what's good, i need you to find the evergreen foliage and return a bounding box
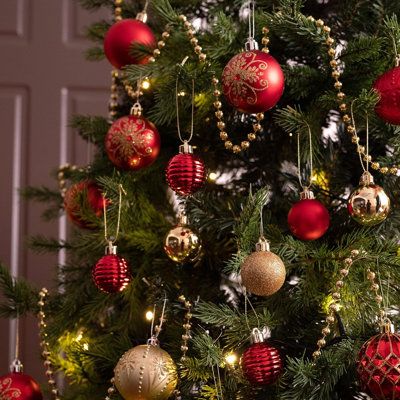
[1,0,400,398]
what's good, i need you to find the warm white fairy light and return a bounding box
[145,310,154,321]
[141,77,151,90]
[208,172,217,181]
[225,352,238,366]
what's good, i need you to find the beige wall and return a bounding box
[0,0,110,383]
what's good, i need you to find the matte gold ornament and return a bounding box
[347,171,390,226]
[114,340,178,400]
[240,238,286,296]
[164,213,201,263]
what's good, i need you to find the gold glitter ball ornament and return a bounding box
[164,214,201,264]
[240,239,286,296]
[114,343,178,400]
[347,172,390,226]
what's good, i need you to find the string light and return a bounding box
[178,90,186,97]
[141,77,151,90]
[224,352,238,366]
[83,343,89,351]
[145,310,154,321]
[208,172,217,181]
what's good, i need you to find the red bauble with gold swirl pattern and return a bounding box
[357,329,400,400]
[221,50,284,113]
[0,372,43,400]
[105,115,161,171]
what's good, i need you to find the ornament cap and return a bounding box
[300,188,315,200]
[106,243,117,255]
[250,328,265,344]
[245,38,259,51]
[380,317,395,334]
[179,141,193,154]
[147,335,159,346]
[359,171,374,186]
[178,211,189,226]
[255,237,270,252]
[136,12,148,23]
[10,358,23,373]
[130,102,143,116]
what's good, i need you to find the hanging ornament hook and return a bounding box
[136,0,150,22]
[297,122,314,196]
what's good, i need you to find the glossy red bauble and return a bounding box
[104,19,156,68]
[357,331,400,400]
[241,342,283,386]
[288,199,330,241]
[92,254,131,293]
[221,50,284,113]
[0,372,43,400]
[166,152,206,196]
[64,181,104,229]
[373,66,400,125]
[105,115,161,171]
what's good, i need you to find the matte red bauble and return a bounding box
[0,372,43,400]
[93,246,131,293]
[288,190,330,241]
[166,142,206,196]
[105,115,161,171]
[241,329,283,386]
[221,50,284,113]
[64,181,105,229]
[357,330,400,400]
[104,19,156,68]
[373,66,400,125]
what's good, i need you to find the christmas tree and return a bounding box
[2,0,400,399]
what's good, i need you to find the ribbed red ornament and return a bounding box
[288,196,330,241]
[166,145,206,196]
[105,114,161,171]
[92,254,131,293]
[64,181,105,229]
[0,372,43,400]
[357,331,400,400]
[104,19,156,68]
[241,342,283,386]
[221,50,284,113]
[373,66,400,125]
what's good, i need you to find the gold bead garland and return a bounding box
[104,377,116,400]
[211,28,271,154]
[312,249,360,360]
[366,268,387,324]
[312,16,399,176]
[37,288,61,400]
[178,295,193,361]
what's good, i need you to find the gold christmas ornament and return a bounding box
[240,238,286,296]
[164,213,201,263]
[114,340,178,400]
[347,171,390,226]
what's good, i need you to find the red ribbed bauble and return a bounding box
[241,329,283,386]
[287,190,330,241]
[104,19,156,69]
[64,181,105,229]
[221,50,284,113]
[105,114,161,171]
[166,142,206,196]
[0,372,43,400]
[92,246,131,293]
[357,329,400,400]
[373,66,400,125]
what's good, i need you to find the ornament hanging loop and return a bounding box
[296,123,314,192]
[245,0,258,50]
[103,184,125,245]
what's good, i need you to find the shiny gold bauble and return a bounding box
[114,344,178,400]
[240,250,286,296]
[164,223,201,263]
[348,172,390,226]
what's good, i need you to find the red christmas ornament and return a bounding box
[92,245,131,293]
[241,328,283,386]
[373,66,400,125]
[221,50,284,113]
[287,189,330,241]
[166,142,206,196]
[64,181,105,229]
[104,19,156,69]
[357,328,400,400]
[105,113,161,171]
[0,369,42,400]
